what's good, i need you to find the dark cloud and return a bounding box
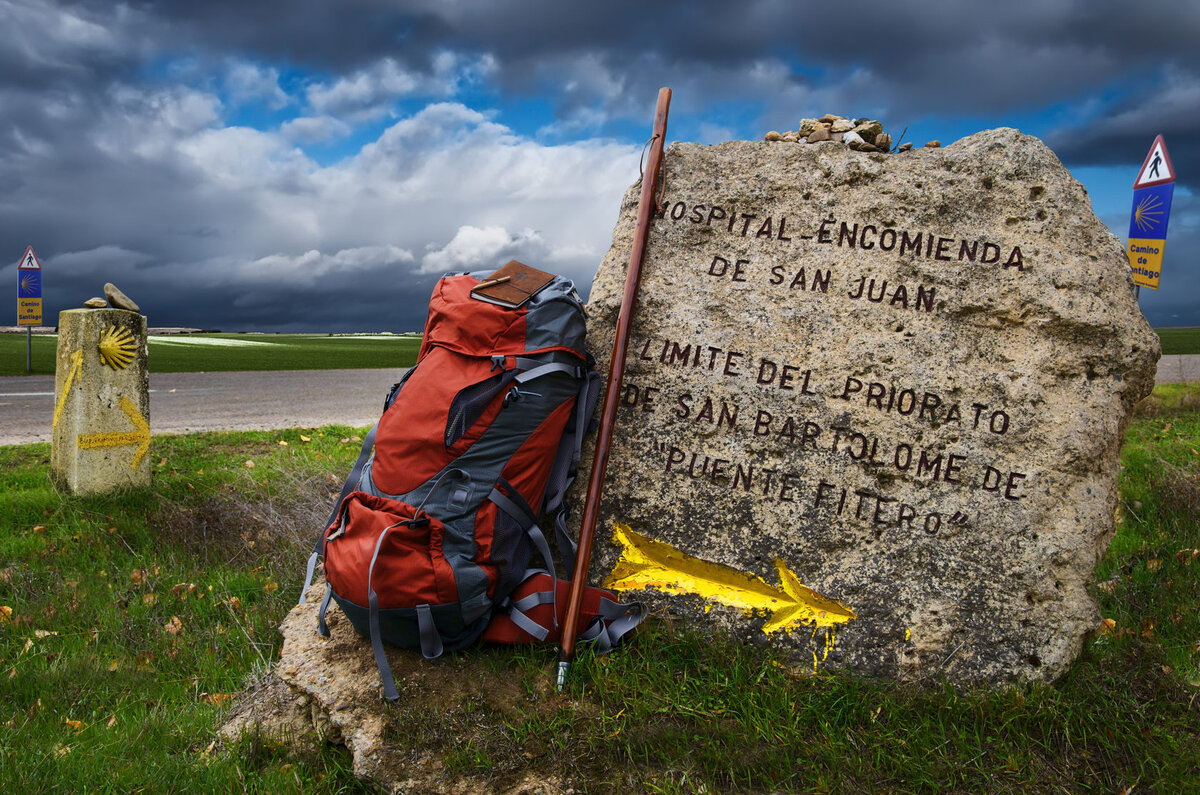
[1,0,1196,332]
[1046,71,1200,191]
[54,1,1200,128]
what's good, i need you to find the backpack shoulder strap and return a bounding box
[543,367,601,573]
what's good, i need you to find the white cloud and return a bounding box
[281,115,353,143]
[305,58,422,121]
[93,85,223,161]
[419,225,545,274]
[225,61,290,110]
[175,126,314,189]
[212,245,415,287]
[4,0,118,67]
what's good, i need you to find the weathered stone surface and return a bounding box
[875,133,893,152]
[576,129,1158,688]
[806,126,831,143]
[898,142,914,152]
[104,282,140,312]
[830,118,854,134]
[925,140,942,148]
[765,130,782,141]
[51,309,151,495]
[221,580,569,793]
[854,121,884,144]
[84,297,108,308]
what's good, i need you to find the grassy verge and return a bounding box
[4,327,1198,377]
[2,386,1198,792]
[0,427,371,791]
[1157,327,1200,356]
[0,333,421,377]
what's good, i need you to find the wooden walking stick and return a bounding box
[557,86,672,690]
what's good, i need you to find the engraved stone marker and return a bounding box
[52,308,151,494]
[578,129,1159,686]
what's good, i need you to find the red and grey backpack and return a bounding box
[298,266,641,699]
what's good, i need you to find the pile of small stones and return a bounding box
[765,114,940,153]
[83,282,140,312]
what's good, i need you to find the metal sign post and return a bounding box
[17,245,43,373]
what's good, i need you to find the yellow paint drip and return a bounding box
[604,522,855,635]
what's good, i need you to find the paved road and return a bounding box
[2,357,1197,447]
[0,368,406,446]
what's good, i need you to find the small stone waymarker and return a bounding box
[51,307,150,494]
[579,128,1159,687]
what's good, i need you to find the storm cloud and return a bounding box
[1,0,1196,331]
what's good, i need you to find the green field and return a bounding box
[1157,326,1200,356]
[0,333,422,377]
[3,327,1197,377]
[1,386,1198,791]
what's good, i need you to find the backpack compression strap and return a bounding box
[300,362,419,607]
[298,422,378,606]
[482,571,644,649]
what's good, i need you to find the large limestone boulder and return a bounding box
[577,129,1158,687]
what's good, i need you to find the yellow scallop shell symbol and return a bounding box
[98,325,138,370]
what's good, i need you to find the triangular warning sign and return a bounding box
[17,245,41,270]
[1134,135,1175,188]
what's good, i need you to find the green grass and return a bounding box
[1157,327,1200,356]
[2,386,1199,792]
[0,333,421,376]
[0,427,372,792]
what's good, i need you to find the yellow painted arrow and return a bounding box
[603,523,855,634]
[77,395,151,469]
[52,350,83,431]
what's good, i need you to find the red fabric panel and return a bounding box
[323,493,453,609]
[471,499,500,594]
[370,347,505,494]
[481,573,619,645]
[498,397,576,513]
[419,276,529,360]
